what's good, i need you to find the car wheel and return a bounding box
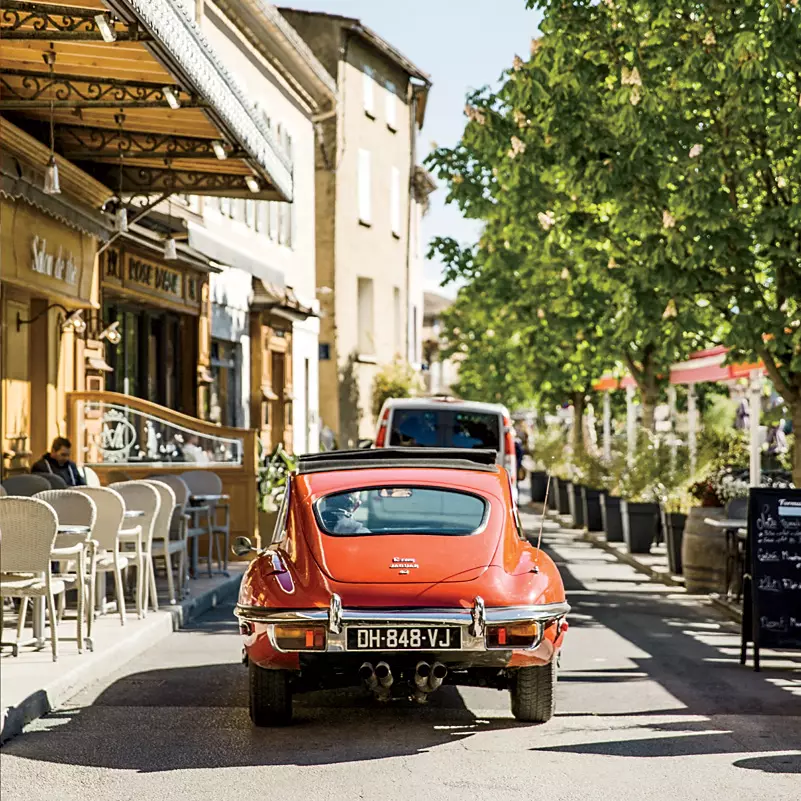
[509,660,557,723]
[249,663,292,726]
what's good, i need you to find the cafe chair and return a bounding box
[181,470,230,574]
[0,497,65,661]
[145,479,185,606]
[2,474,52,497]
[74,487,136,625]
[81,466,102,488]
[0,485,6,497]
[109,481,160,619]
[34,489,98,652]
[148,475,192,592]
[39,474,69,491]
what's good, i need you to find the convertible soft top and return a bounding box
[296,447,500,475]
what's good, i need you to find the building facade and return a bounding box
[279,9,432,447]
[178,0,337,455]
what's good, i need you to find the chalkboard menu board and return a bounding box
[741,487,801,670]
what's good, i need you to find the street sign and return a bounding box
[741,486,801,670]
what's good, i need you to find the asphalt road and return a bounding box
[2,508,800,801]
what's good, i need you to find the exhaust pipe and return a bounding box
[413,661,431,692]
[359,662,378,692]
[375,661,393,688]
[428,662,448,692]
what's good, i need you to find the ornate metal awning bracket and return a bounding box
[0,70,202,110]
[55,125,245,161]
[90,164,259,195]
[0,2,152,41]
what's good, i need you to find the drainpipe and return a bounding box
[404,84,417,365]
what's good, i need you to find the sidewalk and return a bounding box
[1,564,246,744]
[528,503,744,624]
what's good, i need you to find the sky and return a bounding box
[282,1,542,297]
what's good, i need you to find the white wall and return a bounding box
[292,316,320,454]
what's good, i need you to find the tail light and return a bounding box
[272,625,327,651]
[503,415,516,482]
[485,622,540,649]
[375,407,391,447]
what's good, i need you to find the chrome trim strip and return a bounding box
[235,601,570,627]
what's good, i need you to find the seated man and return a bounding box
[320,492,370,535]
[31,436,86,487]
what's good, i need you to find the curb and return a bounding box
[580,530,745,624]
[1,572,241,744]
[580,530,684,588]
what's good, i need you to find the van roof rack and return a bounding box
[296,447,499,475]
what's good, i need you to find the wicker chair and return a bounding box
[144,480,185,606]
[34,489,98,651]
[148,475,192,588]
[39,473,69,490]
[181,470,230,574]
[109,481,160,618]
[81,466,102,488]
[2,475,52,497]
[0,497,66,661]
[74,487,135,625]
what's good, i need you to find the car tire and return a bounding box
[509,660,556,723]
[249,663,292,727]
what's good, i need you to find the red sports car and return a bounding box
[234,448,569,726]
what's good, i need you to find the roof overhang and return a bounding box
[211,0,337,115]
[669,348,764,385]
[252,278,317,320]
[1,0,293,202]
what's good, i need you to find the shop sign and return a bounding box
[31,236,78,285]
[126,254,183,299]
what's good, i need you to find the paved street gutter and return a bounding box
[1,570,243,745]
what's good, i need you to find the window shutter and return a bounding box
[390,166,401,236]
[385,82,397,130]
[363,67,374,117]
[358,149,372,224]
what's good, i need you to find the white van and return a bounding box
[374,396,518,494]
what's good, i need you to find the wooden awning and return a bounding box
[1,0,293,201]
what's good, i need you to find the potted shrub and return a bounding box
[529,428,567,504]
[257,444,296,545]
[574,454,609,532]
[658,487,692,575]
[600,452,627,543]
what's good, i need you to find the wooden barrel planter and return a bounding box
[530,471,548,503]
[682,506,727,594]
[600,493,624,542]
[582,487,604,532]
[572,482,586,529]
[621,500,659,554]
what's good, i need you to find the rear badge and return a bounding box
[390,557,419,575]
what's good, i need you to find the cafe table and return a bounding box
[704,517,748,601]
[189,494,230,577]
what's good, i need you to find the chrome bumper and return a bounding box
[235,595,570,653]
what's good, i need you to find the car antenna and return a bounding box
[533,461,554,570]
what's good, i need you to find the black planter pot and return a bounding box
[548,477,560,511]
[600,494,624,542]
[666,512,687,575]
[557,479,571,516]
[572,483,586,528]
[622,500,659,554]
[582,487,604,532]
[530,471,548,503]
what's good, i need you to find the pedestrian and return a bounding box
[735,397,749,430]
[31,436,86,486]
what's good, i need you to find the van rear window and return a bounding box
[388,409,501,451]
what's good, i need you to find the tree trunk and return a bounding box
[623,345,658,433]
[793,400,801,489]
[571,391,586,461]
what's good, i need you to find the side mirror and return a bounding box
[232,536,255,557]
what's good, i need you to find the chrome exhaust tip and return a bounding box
[358,662,375,681]
[427,662,448,692]
[414,661,431,692]
[375,661,393,688]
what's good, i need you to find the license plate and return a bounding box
[346,626,462,651]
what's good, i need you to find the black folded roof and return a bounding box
[296,447,499,475]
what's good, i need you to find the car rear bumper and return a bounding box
[235,596,569,656]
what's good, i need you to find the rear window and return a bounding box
[388,409,501,451]
[314,487,488,537]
